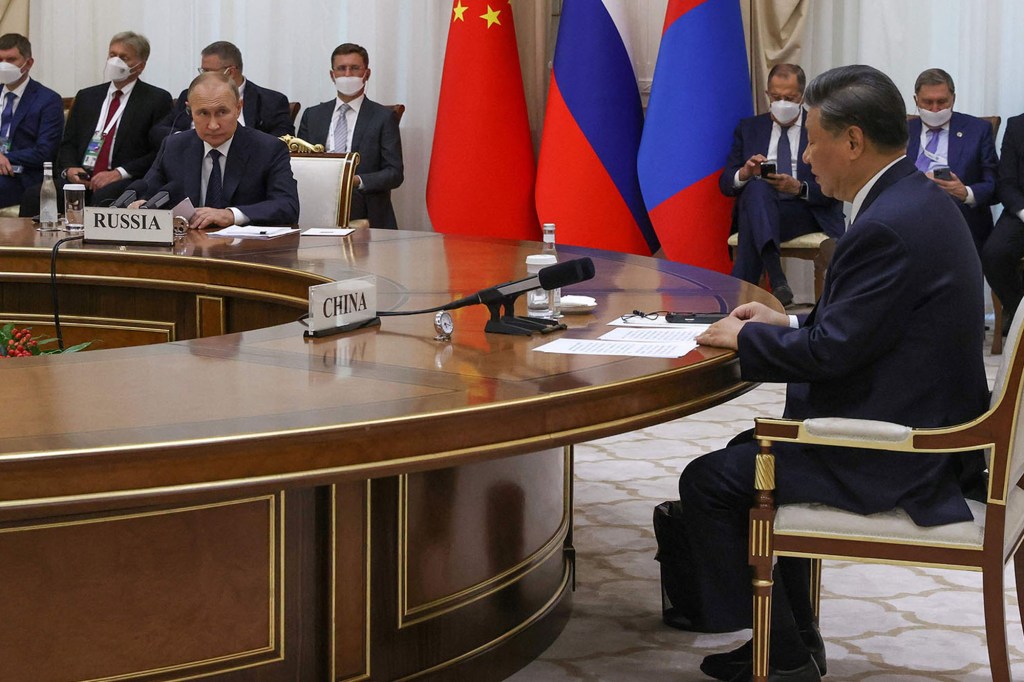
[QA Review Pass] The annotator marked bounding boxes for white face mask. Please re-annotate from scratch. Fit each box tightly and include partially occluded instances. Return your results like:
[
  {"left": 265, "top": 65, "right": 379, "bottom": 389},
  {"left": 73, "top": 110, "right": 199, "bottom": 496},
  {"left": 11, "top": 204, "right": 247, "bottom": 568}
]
[
  {"left": 334, "top": 76, "right": 365, "bottom": 97},
  {"left": 103, "top": 56, "right": 136, "bottom": 83},
  {"left": 918, "top": 106, "right": 953, "bottom": 128},
  {"left": 0, "top": 62, "right": 25, "bottom": 86},
  {"left": 770, "top": 99, "right": 802, "bottom": 125}
]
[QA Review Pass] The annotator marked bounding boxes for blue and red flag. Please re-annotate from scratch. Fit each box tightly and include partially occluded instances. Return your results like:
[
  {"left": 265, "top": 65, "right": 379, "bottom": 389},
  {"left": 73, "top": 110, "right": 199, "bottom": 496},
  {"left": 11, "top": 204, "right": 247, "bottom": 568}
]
[
  {"left": 638, "top": 0, "right": 752, "bottom": 272},
  {"left": 535, "top": 0, "right": 658, "bottom": 255}
]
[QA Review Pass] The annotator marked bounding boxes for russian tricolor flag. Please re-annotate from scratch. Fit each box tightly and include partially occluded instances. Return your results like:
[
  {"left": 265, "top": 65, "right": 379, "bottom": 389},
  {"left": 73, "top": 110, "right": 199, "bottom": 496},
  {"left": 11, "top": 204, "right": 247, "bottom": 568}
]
[
  {"left": 638, "top": 0, "right": 752, "bottom": 272},
  {"left": 536, "top": 0, "right": 658, "bottom": 255}
]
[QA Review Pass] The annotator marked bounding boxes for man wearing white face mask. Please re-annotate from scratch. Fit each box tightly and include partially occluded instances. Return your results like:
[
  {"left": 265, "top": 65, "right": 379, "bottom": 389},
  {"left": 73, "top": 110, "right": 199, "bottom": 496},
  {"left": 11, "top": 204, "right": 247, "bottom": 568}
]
[
  {"left": 0, "top": 33, "right": 63, "bottom": 210},
  {"left": 907, "top": 68, "right": 997, "bottom": 254},
  {"left": 297, "top": 43, "right": 404, "bottom": 228},
  {"left": 35, "top": 31, "right": 172, "bottom": 212},
  {"left": 719, "top": 63, "right": 845, "bottom": 307}
]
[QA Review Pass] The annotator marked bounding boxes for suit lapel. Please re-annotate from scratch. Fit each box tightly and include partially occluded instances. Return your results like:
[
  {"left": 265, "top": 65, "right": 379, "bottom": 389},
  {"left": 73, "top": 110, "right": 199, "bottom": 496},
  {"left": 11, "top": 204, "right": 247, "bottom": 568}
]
[
  {"left": 947, "top": 113, "right": 964, "bottom": 171},
  {"left": 351, "top": 99, "right": 372, "bottom": 153},
  {"left": 222, "top": 127, "right": 250, "bottom": 202},
  {"left": 242, "top": 85, "right": 257, "bottom": 129},
  {"left": 9, "top": 80, "right": 35, "bottom": 133},
  {"left": 112, "top": 82, "right": 143, "bottom": 158},
  {"left": 756, "top": 114, "right": 773, "bottom": 155}
]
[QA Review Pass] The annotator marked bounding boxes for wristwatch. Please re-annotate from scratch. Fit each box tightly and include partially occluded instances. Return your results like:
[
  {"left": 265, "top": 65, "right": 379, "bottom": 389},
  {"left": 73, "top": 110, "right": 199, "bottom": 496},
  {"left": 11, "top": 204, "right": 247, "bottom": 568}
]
[
  {"left": 798, "top": 182, "right": 809, "bottom": 200},
  {"left": 433, "top": 311, "right": 454, "bottom": 341}
]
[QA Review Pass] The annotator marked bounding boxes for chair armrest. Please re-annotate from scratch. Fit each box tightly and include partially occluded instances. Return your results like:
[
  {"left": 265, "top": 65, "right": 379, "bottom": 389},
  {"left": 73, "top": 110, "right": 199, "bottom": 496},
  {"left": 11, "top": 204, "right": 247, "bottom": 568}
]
[
  {"left": 804, "top": 417, "right": 911, "bottom": 442},
  {"left": 754, "top": 416, "right": 985, "bottom": 454}
]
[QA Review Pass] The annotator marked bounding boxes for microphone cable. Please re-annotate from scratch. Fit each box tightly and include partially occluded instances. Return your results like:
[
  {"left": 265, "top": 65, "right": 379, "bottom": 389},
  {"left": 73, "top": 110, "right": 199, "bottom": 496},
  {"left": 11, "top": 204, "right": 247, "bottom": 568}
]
[{"left": 49, "top": 234, "right": 85, "bottom": 350}]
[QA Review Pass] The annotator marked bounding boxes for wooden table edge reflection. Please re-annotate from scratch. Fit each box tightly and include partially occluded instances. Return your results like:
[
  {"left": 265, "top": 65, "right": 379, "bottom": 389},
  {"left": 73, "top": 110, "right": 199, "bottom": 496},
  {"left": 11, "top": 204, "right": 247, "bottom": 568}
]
[{"left": 0, "top": 221, "right": 775, "bottom": 682}]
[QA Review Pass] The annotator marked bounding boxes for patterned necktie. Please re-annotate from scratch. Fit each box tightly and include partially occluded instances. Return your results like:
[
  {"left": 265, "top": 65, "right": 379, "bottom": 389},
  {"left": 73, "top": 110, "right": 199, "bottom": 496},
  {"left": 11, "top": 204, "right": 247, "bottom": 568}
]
[
  {"left": 776, "top": 124, "right": 793, "bottom": 178},
  {"left": 94, "top": 89, "right": 122, "bottom": 173},
  {"left": 206, "top": 149, "right": 224, "bottom": 208},
  {"left": 0, "top": 91, "right": 15, "bottom": 141},
  {"left": 916, "top": 128, "right": 940, "bottom": 171},
  {"left": 332, "top": 103, "right": 350, "bottom": 153}
]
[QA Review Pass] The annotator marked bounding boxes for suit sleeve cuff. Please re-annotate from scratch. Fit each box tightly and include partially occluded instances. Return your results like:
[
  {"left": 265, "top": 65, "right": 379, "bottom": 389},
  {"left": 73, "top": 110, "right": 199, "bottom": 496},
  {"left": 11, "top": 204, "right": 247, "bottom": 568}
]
[
  {"left": 963, "top": 185, "right": 976, "bottom": 206},
  {"left": 733, "top": 169, "right": 749, "bottom": 189},
  {"left": 116, "top": 167, "right": 129, "bottom": 180},
  {"left": 228, "top": 207, "right": 249, "bottom": 226},
  {"left": 788, "top": 314, "right": 800, "bottom": 329}
]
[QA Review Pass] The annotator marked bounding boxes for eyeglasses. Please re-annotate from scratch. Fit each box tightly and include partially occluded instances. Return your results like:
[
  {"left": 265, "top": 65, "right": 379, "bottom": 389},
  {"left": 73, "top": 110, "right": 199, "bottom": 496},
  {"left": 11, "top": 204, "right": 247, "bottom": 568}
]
[
  {"left": 620, "top": 310, "right": 668, "bottom": 323},
  {"left": 196, "top": 66, "right": 234, "bottom": 75}
]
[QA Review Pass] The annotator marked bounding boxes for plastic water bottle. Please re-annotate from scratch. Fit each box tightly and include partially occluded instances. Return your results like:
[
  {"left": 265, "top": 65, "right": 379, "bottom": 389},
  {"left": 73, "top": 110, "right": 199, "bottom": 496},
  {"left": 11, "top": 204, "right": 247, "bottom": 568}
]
[
  {"left": 39, "top": 162, "right": 58, "bottom": 231},
  {"left": 541, "top": 223, "right": 561, "bottom": 317}
]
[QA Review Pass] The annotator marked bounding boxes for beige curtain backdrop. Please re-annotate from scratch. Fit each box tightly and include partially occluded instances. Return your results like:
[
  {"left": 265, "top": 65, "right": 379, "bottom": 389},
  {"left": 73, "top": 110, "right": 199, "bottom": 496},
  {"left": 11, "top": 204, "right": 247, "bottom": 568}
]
[
  {"left": 743, "top": 0, "right": 809, "bottom": 113},
  {"left": 0, "top": 0, "right": 28, "bottom": 35}
]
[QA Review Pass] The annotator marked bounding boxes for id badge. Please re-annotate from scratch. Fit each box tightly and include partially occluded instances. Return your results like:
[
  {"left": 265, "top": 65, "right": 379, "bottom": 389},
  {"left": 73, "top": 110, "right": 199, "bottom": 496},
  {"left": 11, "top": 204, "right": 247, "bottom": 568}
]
[
  {"left": 82, "top": 131, "right": 104, "bottom": 170},
  {"left": 0, "top": 137, "right": 10, "bottom": 155}
]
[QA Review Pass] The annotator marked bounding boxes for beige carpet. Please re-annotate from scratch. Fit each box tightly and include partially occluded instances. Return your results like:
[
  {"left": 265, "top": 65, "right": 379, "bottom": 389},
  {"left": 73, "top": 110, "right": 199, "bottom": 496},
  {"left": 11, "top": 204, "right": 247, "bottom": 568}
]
[{"left": 509, "top": 337, "right": 1024, "bottom": 681}]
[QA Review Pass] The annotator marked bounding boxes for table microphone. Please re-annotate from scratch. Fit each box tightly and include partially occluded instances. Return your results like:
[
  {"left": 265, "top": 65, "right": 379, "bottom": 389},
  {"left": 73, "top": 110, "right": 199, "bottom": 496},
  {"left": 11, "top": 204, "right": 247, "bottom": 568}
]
[
  {"left": 110, "top": 179, "right": 150, "bottom": 208},
  {"left": 140, "top": 181, "right": 181, "bottom": 209},
  {"left": 443, "top": 257, "right": 595, "bottom": 311}
]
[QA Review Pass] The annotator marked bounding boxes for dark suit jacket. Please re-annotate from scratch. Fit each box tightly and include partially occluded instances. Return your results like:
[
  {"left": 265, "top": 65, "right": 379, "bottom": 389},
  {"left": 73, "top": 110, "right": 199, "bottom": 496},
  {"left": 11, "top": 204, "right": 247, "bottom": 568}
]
[
  {"left": 907, "top": 112, "right": 997, "bottom": 248},
  {"left": 5, "top": 78, "right": 64, "bottom": 176},
  {"left": 719, "top": 112, "right": 845, "bottom": 238},
  {"left": 58, "top": 80, "right": 172, "bottom": 179},
  {"left": 738, "top": 157, "right": 988, "bottom": 526},
  {"left": 141, "top": 125, "right": 298, "bottom": 226},
  {"left": 297, "top": 96, "right": 403, "bottom": 228},
  {"left": 997, "top": 114, "right": 1024, "bottom": 216},
  {"left": 151, "top": 79, "right": 294, "bottom": 142}
]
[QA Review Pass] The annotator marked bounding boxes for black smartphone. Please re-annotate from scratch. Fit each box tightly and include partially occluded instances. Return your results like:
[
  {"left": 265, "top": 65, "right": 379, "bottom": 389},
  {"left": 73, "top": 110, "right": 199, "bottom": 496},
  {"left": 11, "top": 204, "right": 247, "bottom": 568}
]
[
  {"left": 666, "top": 312, "right": 728, "bottom": 324},
  {"left": 760, "top": 160, "right": 777, "bottom": 176},
  {"left": 932, "top": 166, "right": 952, "bottom": 181}
]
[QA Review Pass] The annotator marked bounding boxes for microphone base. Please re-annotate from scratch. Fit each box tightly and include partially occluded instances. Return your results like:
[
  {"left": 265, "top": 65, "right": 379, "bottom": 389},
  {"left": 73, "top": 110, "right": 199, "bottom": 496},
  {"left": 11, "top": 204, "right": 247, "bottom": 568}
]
[{"left": 484, "top": 297, "right": 564, "bottom": 336}]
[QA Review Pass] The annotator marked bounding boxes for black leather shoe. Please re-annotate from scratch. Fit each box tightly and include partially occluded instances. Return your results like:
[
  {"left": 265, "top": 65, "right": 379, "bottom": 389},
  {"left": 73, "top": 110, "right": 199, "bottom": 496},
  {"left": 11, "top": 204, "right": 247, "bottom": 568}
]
[
  {"left": 725, "top": 657, "right": 821, "bottom": 682},
  {"left": 700, "top": 626, "right": 826, "bottom": 681},
  {"left": 773, "top": 284, "right": 794, "bottom": 307}
]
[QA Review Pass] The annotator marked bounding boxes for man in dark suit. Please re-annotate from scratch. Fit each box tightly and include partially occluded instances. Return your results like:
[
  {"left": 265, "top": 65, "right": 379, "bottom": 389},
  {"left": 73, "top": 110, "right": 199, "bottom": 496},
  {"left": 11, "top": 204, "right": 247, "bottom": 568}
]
[
  {"left": 27, "top": 31, "right": 172, "bottom": 213},
  {"left": 906, "top": 68, "right": 997, "bottom": 252},
  {"left": 982, "top": 115, "right": 1024, "bottom": 333},
  {"left": 720, "top": 63, "right": 845, "bottom": 307},
  {"left": 139, "top": 72, "right": 298, "bottom": 228},
  {"left": 678, "top": 65, "right": 987, "bottom": 682},
  {"left": 297, "top": 43, "right": 403, "bottom": 228},
  {"left": 0, "top": 33, "right": 63, "bottom": 209},
  {"left": 151, "top": 41, "right": 293, "bottom": 142}
]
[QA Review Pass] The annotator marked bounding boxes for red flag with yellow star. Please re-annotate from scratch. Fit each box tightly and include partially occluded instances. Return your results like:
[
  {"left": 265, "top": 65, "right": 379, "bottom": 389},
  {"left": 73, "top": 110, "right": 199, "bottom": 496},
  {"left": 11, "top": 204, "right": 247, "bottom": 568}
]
[{"left": 426, "top": 1, "right": 540, "bottom": 240}]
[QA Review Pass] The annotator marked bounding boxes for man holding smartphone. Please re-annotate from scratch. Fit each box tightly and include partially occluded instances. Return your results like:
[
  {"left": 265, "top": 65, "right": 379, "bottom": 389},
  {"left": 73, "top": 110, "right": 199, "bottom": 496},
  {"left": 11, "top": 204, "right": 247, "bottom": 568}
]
[
  {"left": 907, "top": 68, "right": 997, "bottom": 253},
  {"left": 719, "top": 64, "right": 845, "bottom": 307}
]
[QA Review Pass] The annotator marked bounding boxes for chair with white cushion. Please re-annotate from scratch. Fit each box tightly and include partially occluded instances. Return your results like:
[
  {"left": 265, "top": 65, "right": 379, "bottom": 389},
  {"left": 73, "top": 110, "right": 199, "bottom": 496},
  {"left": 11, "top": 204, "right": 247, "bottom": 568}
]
[
  {"left": 746, "top": 309, "right": 1024, "bottom": 681},
  {"left": 727, "top": 231, "right": 835, "bottom": 301},
  {"left": 280, "top": 135, "right": 361, "bottom": 228}
]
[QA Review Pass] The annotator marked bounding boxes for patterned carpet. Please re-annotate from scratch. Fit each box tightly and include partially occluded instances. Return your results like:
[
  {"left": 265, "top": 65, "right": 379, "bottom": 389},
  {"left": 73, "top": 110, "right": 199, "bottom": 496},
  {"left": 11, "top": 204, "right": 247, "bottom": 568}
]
[{"left": 509, "top": 335, "right": 1024, "bottom": 681}]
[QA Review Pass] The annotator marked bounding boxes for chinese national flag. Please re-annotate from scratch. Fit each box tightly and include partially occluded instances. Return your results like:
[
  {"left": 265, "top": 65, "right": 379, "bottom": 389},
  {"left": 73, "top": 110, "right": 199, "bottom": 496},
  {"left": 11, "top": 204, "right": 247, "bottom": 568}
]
[{"left": 426, "top": 0, "right": 540, "bottom": 240}]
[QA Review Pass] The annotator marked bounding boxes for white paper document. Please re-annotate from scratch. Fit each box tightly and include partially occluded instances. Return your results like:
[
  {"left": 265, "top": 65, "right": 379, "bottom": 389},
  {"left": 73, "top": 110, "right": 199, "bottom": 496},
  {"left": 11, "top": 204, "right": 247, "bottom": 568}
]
[
  {"left": 208, "top": 226, "right": 299, "bottom": 239},
  {"left": 533, "top": 338, "right": 696, "bottom": 358},
  {"left": 170, "top": 196, "right": 196, "bottom": 220},
  {"left": 302, "top": 228, "right": 355, "bottom": 236},
  {"left": 599, "top": 325, "right": 710, "bottom": 343}
]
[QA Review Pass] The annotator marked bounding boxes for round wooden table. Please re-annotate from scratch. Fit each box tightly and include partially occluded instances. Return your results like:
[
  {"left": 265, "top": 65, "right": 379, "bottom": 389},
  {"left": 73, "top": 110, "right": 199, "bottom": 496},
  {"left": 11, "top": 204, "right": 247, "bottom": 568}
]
[{"left": 0, "top": 221, "right": 774, "bottom": 682}]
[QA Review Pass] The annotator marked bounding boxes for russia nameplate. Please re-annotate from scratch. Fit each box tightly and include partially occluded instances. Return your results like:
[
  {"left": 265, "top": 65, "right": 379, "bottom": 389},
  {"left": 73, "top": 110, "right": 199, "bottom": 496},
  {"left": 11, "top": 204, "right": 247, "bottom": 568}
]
[{"left": 84, "top": 208, "right": 174, "bottom": 246}]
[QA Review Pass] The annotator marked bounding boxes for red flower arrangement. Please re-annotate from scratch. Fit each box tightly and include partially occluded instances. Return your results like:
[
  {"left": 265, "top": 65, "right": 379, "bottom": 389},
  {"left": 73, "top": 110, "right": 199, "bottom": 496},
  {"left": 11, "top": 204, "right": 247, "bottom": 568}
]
[{"left": 0, "top": 324, "right": 91, "bottom": 358}]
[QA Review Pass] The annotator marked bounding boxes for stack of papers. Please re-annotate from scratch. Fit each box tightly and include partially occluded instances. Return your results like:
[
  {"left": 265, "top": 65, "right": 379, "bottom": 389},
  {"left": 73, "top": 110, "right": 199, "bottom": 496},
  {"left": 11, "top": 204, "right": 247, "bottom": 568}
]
[
  {"left": 302, "top": 228, "right": 355, "bottom": 237},
  {"left": 534, "top": 322, "right": 712, "bottom": 358},
  {"left": 208, "top": 226, "right": 299, "bottom": 239}
]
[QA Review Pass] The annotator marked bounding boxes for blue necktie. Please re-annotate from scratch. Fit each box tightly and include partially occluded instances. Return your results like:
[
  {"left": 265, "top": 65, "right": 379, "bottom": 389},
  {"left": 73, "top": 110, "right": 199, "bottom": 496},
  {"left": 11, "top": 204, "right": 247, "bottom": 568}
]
[
  {"left": 206, "top": 149, "right": 224, "bottom": 208},
  {"left": 776, "top": 125, "right": 793, "bottom": 178},
  {"left": 916, "top": 129, "right": 940, "bottom": 171},
  {"left": 1, "top": 92, "right": 16, "bottom": 141}
]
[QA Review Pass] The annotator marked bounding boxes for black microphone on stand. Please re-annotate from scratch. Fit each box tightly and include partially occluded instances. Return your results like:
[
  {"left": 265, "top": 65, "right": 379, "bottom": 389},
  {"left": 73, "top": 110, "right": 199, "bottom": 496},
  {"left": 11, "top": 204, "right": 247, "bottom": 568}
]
[
  {"left": 444, "top": 257, "right": 596, "bottom": 311},
  {"left": 140, "top": 181, "right": 181, "bottom": 209},
  {"left": 109, "top": 179, "right": 150, "bottom": 208}
]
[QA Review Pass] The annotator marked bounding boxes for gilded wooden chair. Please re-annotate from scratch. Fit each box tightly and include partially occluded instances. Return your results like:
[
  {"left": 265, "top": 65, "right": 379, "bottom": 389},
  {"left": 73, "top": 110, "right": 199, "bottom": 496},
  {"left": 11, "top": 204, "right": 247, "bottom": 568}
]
[
  {"left": 746, "top": 309, "right": 1024, "bottom": 681},
  {"left": 727, "top": 231, "right": 834, "bottom": 301},
  {"left": 280, "top": 135, "right": 361, "bottom": 228},
  {"left": 288, "top": 101, "right": 300, "bottom": 124}
]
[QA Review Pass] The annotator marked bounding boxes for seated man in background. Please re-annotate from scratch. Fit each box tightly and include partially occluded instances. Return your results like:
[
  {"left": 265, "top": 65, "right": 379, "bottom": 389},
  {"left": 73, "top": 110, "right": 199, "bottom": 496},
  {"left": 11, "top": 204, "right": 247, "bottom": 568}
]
[
  {"left": 0, "top": 33, "right": 63, "bottom": 210},
  {"left": 151, "top": 40, "right": 293, "bottom": 142},
  {"left": 983, "top": 113, "right": 1024, "bottom": 333},
  {"left": 683, "top": 65, "right": 987, "bottom": 681},
  {"left": 719, "top": 63, "right": 845, "bottom": 307},
  {"left": 297, "top": 43, "right": 403, "bottom": 228},
  {"left": 139, "top": 72, "right": 298, "bottom": 229},
  {"left": 907, "top": 68, "right": 997, "bottom": 252},
  {"left": 31, "top": 31, "right": 173, "bottom": 212}
]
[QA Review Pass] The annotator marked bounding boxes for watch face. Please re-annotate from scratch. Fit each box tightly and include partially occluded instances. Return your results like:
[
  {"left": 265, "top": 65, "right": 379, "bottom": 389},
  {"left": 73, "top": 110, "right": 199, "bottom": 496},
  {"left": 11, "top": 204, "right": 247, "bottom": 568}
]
[{"left": 434, "top": 311, "right": 454, "bottom": 336}]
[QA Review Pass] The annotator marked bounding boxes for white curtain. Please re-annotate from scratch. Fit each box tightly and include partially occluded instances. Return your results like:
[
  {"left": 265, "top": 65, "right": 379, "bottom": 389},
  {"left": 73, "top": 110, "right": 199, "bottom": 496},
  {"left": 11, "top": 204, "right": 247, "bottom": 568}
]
[{"left": 804, "top": 0, "right": 1024, "bottom": 138}]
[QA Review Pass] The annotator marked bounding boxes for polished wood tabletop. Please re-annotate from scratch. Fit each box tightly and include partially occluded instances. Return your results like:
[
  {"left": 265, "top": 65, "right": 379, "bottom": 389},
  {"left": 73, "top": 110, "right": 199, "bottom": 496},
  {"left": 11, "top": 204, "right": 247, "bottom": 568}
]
[{"left": 0, "top": 220, "right": 774, "bottom": 509}]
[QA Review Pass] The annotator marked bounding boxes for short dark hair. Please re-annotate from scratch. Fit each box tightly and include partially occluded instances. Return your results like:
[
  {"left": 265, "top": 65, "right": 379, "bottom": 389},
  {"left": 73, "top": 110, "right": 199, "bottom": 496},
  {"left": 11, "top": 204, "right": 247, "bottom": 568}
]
[
  {"left": 914, "top": 68, "right": 955, "bottom": 95},
  {"left": 187, "top": 71, "right": 240, "bottom": 103},
  {"left": 331, "top": 43, "right": 369, "bottom": 69},
  {"left": 804, "top": 64, "right": 908, "bottom": 153},
  {"left": 110, "top": 31, "right": 151, "bottom": 62},
  {"left": 0, "top": 33, "right": 31, "bottom": 59},
  {"left": 767, "top": 63, "right": 806, "bottom": 93},
  {"left": 202, "top": 41, "right": 243, "bottom": 72}
]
